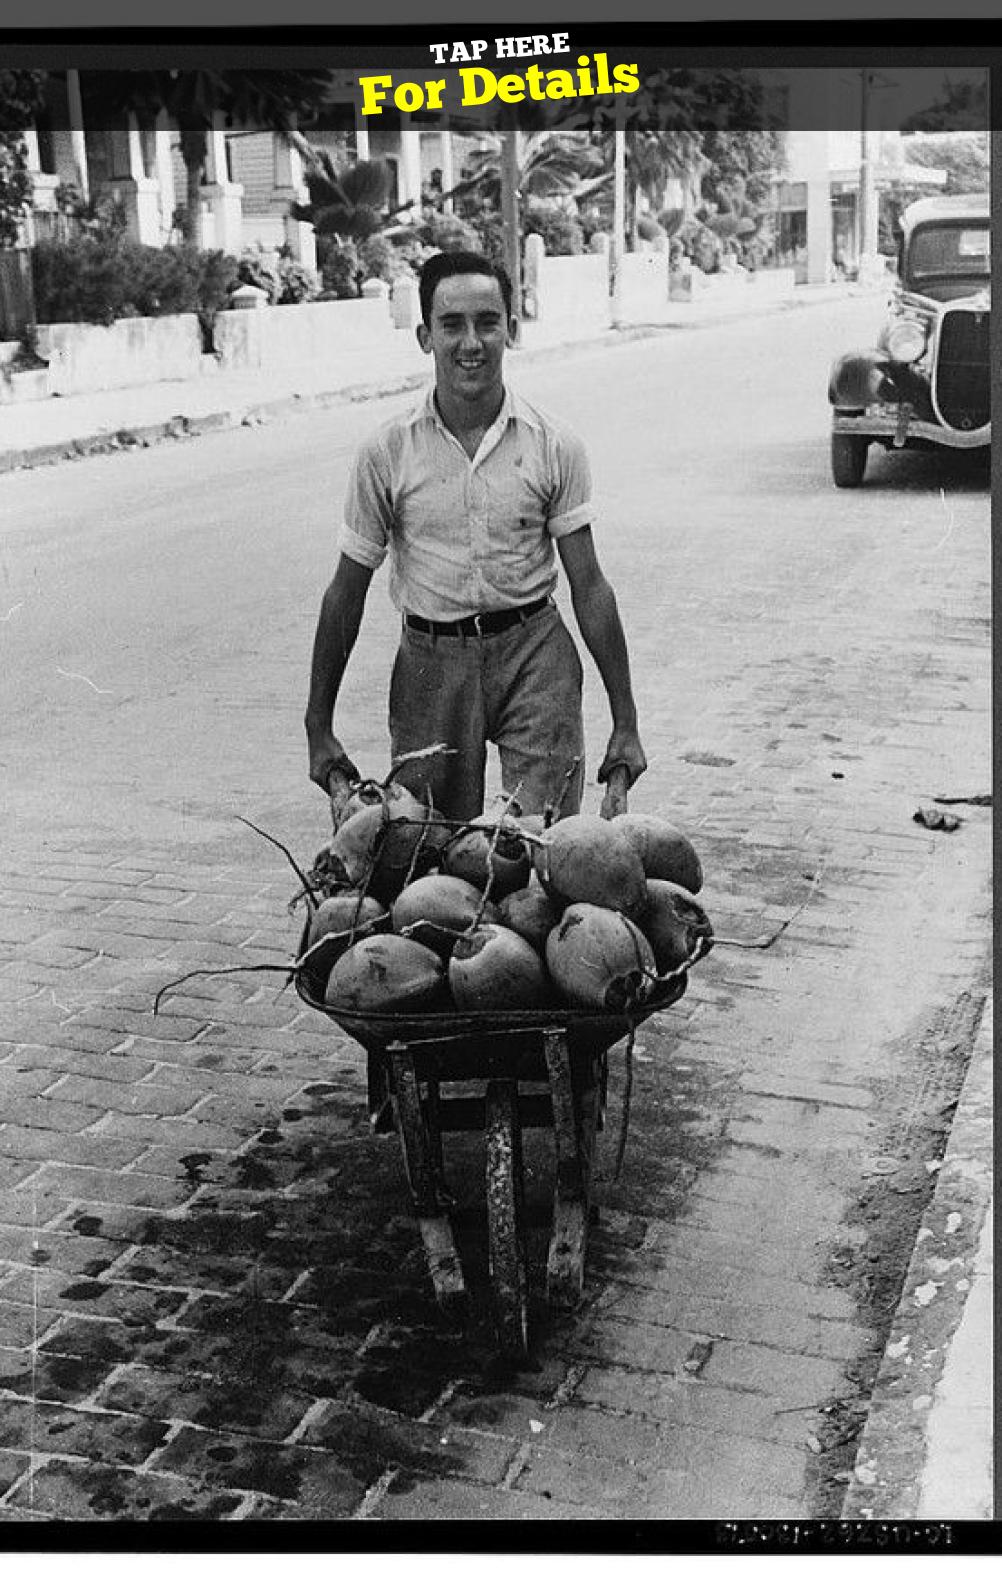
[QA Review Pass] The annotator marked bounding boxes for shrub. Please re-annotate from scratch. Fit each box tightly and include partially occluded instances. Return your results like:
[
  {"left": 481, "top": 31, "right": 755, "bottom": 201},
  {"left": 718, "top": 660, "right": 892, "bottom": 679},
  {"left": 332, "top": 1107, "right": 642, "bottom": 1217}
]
[
  {"left": 30, "top": 237, "right": 238, "bottom": 339},
  {"left": 392, "top": 233, "right": 436, "bottom": 276},
  {"left": 357, "top": 232, "right": 414, "bottom": 285},
  {"left": 31, "top": 237, "right": 185, "bottom": 325},
  {"left": 317, "top": 238, "right": 361, "bottom": 299},
  {"left": 421, "top": 210, "right": 483, "bottom": 254},
  {"left": 191, "top": 249, "right": 240, "bottom": 348},
  {"left": 469, "top": 210, "right": 505, "bottom": 266},
  {"left": 522, "top": 202, "right": 584, "bottom": 256},
  {"left": 277, "top": 257, "right": 321, "bottom": 304},
  {"left": 237, "top": 246, "right": 281, "bottom": 304}
]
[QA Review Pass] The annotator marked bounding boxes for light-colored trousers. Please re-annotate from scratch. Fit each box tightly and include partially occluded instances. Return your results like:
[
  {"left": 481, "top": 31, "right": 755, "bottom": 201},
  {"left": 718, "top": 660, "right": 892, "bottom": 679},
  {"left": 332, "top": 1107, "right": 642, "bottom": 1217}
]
[{"left": 388, "top": 601, "right": 586, "bottom": 823}]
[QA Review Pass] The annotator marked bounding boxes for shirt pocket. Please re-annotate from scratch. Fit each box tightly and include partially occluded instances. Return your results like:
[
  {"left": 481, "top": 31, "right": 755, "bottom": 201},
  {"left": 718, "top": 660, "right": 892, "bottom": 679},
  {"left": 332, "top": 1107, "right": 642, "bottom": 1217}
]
[{"left": 483, "top": 469, "right": 552, "bottom": 584}]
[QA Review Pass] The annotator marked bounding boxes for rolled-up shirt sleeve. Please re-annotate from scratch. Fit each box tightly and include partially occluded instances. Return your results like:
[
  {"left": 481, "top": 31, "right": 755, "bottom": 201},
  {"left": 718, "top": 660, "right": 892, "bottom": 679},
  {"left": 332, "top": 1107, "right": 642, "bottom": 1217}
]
[
  {"left": 338, "top": 437, "right": 392, "bottom": 570},
  {"left": 546, "top": 426, "right": 594, "bottom": 539}
]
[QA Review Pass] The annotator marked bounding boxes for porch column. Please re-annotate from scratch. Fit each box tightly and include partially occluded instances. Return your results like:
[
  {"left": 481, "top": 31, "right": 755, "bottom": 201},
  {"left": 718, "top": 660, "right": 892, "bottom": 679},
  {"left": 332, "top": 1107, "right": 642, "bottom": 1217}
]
[
  {"left": 49, "top": 69, "right": 89, "bottom": 198},
  {"left": 438, "top": 127, "right": 454, "bottom": 212},
  {"left": 805, "top": 172, "right": 831, "bottom": 285},
  {"left": 397, "top": 118, "right": 423, "bottom": 218},
  {"left": 201, "top": 119, "right": 245, "bottom": 254},
  {"left": 107, "top": 117, "right": 162, "bottom": 244},
  {"left": 274, "top": 134, "right": 317, "bottom": 270},
  {"left": 153, "top": 111, "right": 176, "bottom": 243}
]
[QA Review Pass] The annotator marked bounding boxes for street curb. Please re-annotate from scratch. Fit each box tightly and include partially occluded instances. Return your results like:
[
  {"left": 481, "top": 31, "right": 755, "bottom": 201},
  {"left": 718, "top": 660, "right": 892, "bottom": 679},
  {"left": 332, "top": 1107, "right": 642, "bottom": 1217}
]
[
  {"left": 0, "top": 284, "right": 866, "bottom": 477},
  {"left": 841, "top": 991, "right": 993, "bottom": 1520}
]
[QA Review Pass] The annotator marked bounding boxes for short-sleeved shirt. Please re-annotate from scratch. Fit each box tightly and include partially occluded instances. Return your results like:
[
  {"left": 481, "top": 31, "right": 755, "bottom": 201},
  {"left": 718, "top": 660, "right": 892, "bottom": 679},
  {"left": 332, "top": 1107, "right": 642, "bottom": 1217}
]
[{"left": 338, "top": 385, "right": 594, "bottom": 622}]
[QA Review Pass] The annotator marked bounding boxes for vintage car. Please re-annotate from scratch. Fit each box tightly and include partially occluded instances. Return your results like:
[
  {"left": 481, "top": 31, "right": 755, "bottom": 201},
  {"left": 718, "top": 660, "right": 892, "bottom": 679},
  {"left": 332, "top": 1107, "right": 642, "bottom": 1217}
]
[{"left": 827, "top": 193, "right": 990, "bottom": 486}]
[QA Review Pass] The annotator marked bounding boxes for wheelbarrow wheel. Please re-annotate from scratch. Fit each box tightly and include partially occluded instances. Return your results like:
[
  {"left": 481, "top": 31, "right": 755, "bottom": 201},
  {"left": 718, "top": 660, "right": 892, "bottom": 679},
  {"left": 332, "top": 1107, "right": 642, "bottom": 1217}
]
[{"left": 484, "top": 1079, "right": 529, "bottom": 1357}]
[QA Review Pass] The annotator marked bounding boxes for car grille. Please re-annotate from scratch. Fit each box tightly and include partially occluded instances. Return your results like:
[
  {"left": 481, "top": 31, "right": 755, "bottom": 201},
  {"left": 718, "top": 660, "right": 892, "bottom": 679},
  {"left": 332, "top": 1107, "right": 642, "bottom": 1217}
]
[{"left": 934, "top": 305, "right": 990, "bottom": 430}]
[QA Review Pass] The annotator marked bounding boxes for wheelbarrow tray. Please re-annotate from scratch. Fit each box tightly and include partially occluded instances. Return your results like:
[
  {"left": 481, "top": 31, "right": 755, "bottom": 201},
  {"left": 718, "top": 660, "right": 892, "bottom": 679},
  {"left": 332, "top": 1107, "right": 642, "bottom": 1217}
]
[
  {"left": 293, "top": 924, "right": 688, "bottom": 1355},
  {"left": 293, "top": 923, "right": 688, "bottom": 1062}
]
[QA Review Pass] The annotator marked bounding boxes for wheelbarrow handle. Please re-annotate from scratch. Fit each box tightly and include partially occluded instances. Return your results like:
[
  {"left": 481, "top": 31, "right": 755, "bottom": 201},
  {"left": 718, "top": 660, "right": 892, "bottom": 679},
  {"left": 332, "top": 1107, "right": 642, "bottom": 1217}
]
[
  {"left": 327, "top": 763, "right": 356, "bottom": 827},
  {"left": 599, "top": 762, "right": 630, "bottom": 821}
]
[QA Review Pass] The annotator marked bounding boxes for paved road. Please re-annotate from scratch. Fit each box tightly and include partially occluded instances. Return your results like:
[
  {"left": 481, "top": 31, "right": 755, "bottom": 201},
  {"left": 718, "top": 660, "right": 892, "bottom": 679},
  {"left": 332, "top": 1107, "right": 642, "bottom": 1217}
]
[{"left": 0, "top": 297, "right": 991, "bottom": 1522}]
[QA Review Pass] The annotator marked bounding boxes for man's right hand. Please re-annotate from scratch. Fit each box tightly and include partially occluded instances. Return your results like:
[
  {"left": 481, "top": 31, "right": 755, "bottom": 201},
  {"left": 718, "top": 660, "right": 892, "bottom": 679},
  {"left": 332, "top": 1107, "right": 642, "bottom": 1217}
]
[{"left": 306, "top": 728, "right": 360, "bottom": 794}]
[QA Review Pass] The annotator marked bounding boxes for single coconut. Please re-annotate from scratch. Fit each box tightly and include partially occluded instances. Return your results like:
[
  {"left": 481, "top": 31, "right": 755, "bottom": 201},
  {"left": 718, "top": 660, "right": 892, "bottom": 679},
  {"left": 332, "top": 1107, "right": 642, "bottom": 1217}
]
[
  {"left": 640, "top": 880, "right": 714, "bottom": 975},
  {"left": 613, "top": 813, "right": 703, "bottom": 894},
  {"left": 391, "top": 874, "right": 498, "bottom": 959},
  {"left": 498, "top": 883, "right": 563, "bottom": 956},
  {"left": 533, "top": 814, "right": 648, "bottom": 920},
  {"left": 442, "top": 820, "right": 532, "bottom": 899},
  {"left": 303, "top": 892, "right": 388, "bottom": 994},
  {"left": 307, "top": 892, "right": 386, "bottom": 949},
  {"left": 325, "top": 935, "right": 445, "bottom": 1013},
  {"left": 338, "top": 780, "right": 424, "bottom": 828},
  {"left": 545, "top": 902, "right": 655, "bottom": 1013},
  {"left": 449, "top": 923, "right": 551, "bottom": 1011},
  {"left": 327, "top": 800, "right": 447, "bottom": 905}
]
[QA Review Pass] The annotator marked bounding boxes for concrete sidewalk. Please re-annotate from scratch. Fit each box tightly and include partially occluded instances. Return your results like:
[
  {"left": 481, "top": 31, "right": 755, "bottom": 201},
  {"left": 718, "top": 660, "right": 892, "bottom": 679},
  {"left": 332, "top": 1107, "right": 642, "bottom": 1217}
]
[
  {"left": 0, "top": 280, "right": 866, "bottom": 476},
  {"left": 843, "top": 994, "right": 994, "bottom": 1522}
]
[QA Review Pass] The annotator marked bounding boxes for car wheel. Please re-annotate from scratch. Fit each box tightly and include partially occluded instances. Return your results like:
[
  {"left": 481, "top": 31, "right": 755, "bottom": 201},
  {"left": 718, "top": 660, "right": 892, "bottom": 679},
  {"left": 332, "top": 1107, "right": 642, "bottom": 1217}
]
[{"left": 831, "top": 432, "right": 869, "bottom": 488}]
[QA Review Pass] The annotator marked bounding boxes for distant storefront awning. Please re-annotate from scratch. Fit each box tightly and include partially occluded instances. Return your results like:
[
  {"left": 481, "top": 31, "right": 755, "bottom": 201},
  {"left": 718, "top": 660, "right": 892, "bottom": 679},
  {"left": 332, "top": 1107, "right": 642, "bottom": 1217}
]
[{"left": 829, "top": 164, "right": 948, "bottom": 196}]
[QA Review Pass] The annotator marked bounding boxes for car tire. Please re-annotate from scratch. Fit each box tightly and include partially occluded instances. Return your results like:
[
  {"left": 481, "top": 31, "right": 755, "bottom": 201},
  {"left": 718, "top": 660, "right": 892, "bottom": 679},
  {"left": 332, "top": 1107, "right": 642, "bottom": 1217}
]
[{"left": 831, "top": 432, "right": 869, "bottom": 488}]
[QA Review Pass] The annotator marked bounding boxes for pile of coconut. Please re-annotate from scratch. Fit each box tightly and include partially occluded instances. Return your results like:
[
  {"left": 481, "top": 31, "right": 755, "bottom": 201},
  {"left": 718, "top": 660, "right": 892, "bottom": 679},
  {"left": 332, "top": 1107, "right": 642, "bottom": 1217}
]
[{"left": 296, "top": 777, "right": 713, "bottom": 1022}]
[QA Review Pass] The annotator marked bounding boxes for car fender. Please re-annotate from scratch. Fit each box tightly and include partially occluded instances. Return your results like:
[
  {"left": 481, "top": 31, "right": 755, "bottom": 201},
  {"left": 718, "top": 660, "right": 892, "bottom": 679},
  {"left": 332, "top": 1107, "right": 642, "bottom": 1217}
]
[{"left": 828, "top": 349, "right": 893, "bottom": 410}]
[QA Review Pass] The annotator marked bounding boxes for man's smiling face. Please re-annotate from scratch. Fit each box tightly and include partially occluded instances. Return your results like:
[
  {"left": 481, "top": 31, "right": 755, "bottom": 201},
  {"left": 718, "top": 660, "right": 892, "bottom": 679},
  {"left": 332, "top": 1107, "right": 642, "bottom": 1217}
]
[{"left": 417, "top": 273, "right": 513, "bottom": 410}]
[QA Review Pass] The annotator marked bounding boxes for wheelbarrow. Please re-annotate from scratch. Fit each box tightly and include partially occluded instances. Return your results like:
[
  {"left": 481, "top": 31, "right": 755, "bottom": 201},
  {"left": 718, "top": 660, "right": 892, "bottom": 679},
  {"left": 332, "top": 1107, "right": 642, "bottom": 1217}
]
[{"left": 294, "top": 948, "right": 689, "bottom": 1357}]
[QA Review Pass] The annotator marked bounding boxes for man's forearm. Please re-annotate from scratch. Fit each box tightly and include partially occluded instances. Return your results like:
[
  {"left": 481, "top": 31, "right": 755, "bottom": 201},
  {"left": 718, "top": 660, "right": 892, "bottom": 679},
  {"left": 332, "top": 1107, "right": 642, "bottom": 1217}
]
[
  {"left": 305, "top": 580, "right": 363, "bottom": 733},
  {"left": 304, "top": 557, "right": 373, "bottom": 782},
  {"left": 569, "top": 575, "right": 639, "bottom": 730}
]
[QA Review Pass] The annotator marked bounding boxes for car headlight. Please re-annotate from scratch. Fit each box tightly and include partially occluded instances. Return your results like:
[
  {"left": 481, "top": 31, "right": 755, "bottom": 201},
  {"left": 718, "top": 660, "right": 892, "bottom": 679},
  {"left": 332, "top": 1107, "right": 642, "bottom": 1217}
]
[{"left": 885, "top": 317, "right": 928, "bottom": 363}]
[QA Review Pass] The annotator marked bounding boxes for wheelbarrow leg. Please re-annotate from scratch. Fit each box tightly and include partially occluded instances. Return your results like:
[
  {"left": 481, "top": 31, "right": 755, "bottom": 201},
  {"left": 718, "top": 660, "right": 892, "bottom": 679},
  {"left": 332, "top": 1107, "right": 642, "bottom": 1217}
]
[
  {"left": 388, "top": 1043, "right": 465, "bottom": 1315},
  {"left": 484, "top": 1077, "right": 529, "bottom": 1357},
  {"left": 367, "top": 1052, "right": 395, "bottom": 1134},
  {"left": 544, "top": 1029, "right": 598, "bottom": 1309}
]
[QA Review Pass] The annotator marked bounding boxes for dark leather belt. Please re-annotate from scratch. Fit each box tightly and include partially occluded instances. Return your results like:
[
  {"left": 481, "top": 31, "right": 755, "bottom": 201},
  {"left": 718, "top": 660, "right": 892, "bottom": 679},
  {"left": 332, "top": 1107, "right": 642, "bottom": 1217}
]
[{"left": 404, "top": 596, "right": 550, "bottom": 639}]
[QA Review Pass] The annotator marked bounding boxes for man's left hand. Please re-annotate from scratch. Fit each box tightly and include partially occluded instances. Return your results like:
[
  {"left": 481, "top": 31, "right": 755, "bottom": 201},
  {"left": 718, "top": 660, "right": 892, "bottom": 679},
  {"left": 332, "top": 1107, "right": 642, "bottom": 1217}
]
[{"left": 597, "top": 727, "right": 647, "bottom": 790}]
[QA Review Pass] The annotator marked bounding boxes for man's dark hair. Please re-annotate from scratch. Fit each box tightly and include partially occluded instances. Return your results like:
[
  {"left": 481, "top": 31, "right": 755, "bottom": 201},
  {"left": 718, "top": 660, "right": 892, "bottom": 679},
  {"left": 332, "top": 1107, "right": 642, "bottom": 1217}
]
[{"left": 419, "top": 250, "right": 513, "bottom": 326}]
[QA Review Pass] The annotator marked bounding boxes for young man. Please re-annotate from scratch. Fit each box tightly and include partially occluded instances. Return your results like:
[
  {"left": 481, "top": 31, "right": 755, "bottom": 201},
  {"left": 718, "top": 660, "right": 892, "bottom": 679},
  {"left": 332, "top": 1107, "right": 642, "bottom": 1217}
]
[{"left": 305, "top": 250, "right": 646, "bottom": 821}]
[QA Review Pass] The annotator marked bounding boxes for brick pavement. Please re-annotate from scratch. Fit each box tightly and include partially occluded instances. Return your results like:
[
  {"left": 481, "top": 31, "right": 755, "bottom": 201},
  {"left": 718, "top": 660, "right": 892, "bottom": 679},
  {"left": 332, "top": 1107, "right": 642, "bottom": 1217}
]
[
  {"left": 0, "top": 716, "right": 989, "bottom": 1524},
  {"left": 0, "top": 321, "right": 991, "bottom": 1526}
]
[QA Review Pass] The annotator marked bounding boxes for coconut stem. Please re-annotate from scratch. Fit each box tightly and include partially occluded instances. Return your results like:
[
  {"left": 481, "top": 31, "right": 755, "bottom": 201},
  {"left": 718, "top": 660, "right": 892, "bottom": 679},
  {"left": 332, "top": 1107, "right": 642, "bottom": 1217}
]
[
  {"left": 543, "top": 754, "right": 583, "bottom": 828},
  {"left": 153, "top": 961, "right": 298, "bottom": 1015},
  {"left": 383, "top": 741, "right": 455, "bottom": 786},
  {"left": 236, "top": 815, "right": 321, "bottom": 910},
  {"left": 401, "top": 789, "right": 437, "bottom": 892},
  {"left": 707, "top": 864, "right": 826, "bottom": 952},
  {"left": 470, "top": 780, "right": 523, "bottom": 932}
]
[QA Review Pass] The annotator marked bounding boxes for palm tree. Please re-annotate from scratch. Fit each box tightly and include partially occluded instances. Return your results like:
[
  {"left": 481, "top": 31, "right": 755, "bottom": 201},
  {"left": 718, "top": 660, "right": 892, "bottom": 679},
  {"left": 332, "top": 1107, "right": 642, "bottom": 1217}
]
[
  {"left": 450, "top": 130, "right": 610, "bottom": 209},
  {"left": 286, "top": 133, "right": 413, "bottom": 242},
  {"left": 625, "top": 130, "right": 705, "bottom": 245},
  {"left": 84, "top": 70, "right": 332, "bottom": 244}
]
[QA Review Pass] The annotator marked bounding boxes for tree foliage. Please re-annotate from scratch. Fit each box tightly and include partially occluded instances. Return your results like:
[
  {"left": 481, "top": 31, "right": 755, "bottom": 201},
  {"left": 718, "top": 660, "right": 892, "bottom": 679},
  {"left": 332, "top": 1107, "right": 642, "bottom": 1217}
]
[
  {"left": 0, "top": 70, "right": 48, "bottom": 248},
  {"left": 904, "top": 131, "right": 989, "bottom": 194},
  {"left": 288, "top": 138, "right": 403, "bottom": 241},
  {"left": 700, "top": 130, "right": 787, "bottom": 209},
  {"left": 900, "top": 76, "right": 988, "bottom": 133}
]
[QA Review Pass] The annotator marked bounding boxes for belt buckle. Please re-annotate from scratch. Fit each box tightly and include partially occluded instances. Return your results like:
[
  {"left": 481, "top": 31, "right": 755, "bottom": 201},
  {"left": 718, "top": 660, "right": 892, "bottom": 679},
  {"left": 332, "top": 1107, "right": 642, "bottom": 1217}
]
[{"left": 472, "top": 612, "right": 486, "bottom": 638}]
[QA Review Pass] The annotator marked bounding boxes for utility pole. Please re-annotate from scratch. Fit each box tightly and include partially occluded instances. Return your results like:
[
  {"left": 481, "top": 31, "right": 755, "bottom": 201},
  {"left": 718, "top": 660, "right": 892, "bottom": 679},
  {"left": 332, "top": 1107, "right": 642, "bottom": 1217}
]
[
  {"left": 857, "top": 67, "right": 894, "bottom": 283},
  {"left": 500, "top": 126, "right": 521, "bottom": 345},
  {"left": 610, "top": 115, "right": 626, "bottom": 328},
  {"left": 859, "top": 68, "right": 876, "bottom": 261}
]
